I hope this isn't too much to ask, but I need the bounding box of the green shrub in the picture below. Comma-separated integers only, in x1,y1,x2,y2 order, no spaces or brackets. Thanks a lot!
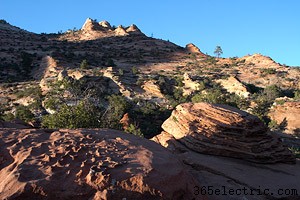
251,100,271,124
80,59,88,69
15,105,34,123
42,101,101,129
118,68,124,76
192,88,226,104
268,120,280,130
125,123,143,137
259,68,276,76
44,97,62,110
132,66,139,75
294,90,300,100
15,86,42,98
2,113,15,121
101,95,131,129
289,147,300,158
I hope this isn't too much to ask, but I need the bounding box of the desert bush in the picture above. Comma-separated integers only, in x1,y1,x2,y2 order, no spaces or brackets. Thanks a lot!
42,101,101,128
101,95,131,129
15,86,42,99
1,113,14,121
15,105,34,123
125,123,143,137
118,68,124,76
80,59,88,69
131,66,139,75
289,147,300,158
268,120,280,131
294,90,300,100
192,88,226,104
261,85,283,102
259,68,276,76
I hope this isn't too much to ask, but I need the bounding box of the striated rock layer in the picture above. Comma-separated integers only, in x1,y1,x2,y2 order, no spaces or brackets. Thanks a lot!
158,102,295,164
0,129,201,200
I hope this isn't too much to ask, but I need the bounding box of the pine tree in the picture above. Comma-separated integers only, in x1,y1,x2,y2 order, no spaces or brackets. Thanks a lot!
214,46,223,58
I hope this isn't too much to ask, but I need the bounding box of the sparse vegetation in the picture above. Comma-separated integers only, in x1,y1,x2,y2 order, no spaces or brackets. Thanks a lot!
42,101,101,129
125,123,143,137
15,105,35,123
80,59,88,69
131,66,139,75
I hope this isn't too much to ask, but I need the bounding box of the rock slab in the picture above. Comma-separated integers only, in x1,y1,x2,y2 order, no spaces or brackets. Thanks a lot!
0,128,201,200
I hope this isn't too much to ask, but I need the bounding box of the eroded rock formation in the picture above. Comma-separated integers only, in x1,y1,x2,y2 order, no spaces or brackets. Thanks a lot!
154,102,295,164
216,76,251,98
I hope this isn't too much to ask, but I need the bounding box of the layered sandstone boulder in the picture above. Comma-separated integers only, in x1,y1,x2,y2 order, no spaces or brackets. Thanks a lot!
269,101,300,134
0,129,200,200
155,102,295,164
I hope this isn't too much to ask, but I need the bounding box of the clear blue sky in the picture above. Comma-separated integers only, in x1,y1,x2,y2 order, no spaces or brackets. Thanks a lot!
1,0,299,66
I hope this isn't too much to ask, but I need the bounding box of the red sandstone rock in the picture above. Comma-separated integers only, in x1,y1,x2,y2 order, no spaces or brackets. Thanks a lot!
0,128,201,200
269,101,300,134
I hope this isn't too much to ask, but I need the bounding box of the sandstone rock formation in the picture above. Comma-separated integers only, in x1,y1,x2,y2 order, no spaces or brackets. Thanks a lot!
0,128,200,199
126,24,142,34
152,102,299,199
142,80,164,98
185,43,206,57
81,18,101,31
155,102,295,164
216,76,251,98
182,73,203,96
269,101,300,134
120,113,131,130
114,25,129,36
38,56,63,94
242,53,280,68
99,20,112,28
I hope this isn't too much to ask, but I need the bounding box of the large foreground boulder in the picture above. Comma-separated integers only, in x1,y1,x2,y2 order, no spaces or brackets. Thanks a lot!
0,129,201,200
156,102,295,164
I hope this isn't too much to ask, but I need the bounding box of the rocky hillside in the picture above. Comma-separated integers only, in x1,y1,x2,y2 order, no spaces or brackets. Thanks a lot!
0,18,299,136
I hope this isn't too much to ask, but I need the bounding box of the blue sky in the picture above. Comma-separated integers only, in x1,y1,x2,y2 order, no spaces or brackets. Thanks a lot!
1,0,299,66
